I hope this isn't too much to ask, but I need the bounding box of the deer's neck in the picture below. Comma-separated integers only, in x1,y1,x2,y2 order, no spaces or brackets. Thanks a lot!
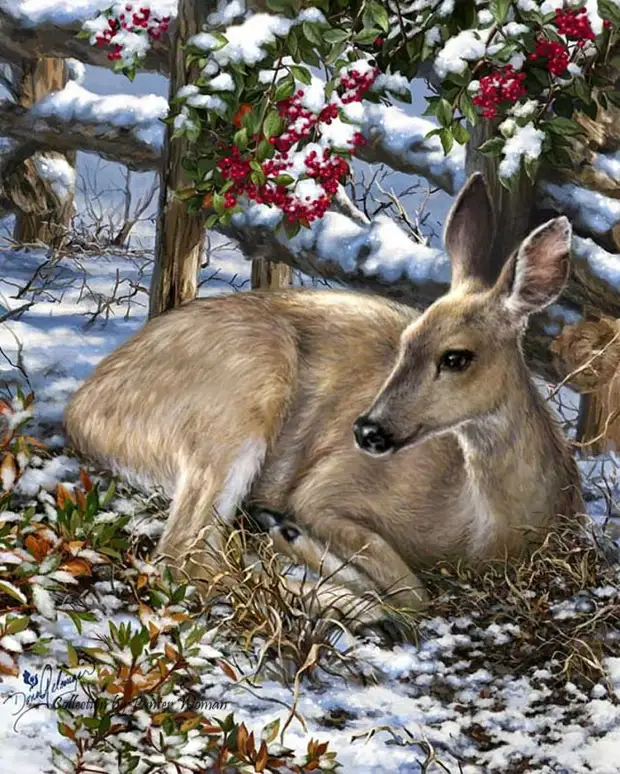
454,368,573,556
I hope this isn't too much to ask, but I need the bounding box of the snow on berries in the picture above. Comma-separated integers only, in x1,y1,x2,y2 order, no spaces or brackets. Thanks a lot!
206,68,376,226
83,3,172,65
472,65,527,120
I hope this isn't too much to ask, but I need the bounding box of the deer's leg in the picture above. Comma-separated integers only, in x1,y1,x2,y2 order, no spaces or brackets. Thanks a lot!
254,509,427,639
157,439,268,580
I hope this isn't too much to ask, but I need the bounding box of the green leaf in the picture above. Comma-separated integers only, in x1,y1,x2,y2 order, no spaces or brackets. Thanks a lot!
302,20,322,46
452,122,470,145
459,91,478,125
439,128,454,155
323,29,349,44
545,117,583,136
354,27,381,45
67,642,78,668
598,0,620,26
365,1,389,32
233,127,249,150
274,75,295,102
205,213,219,228
274,174,295,185
477,137,505,156
266,0,295,11
524,155,540,183
491,0,511,22
263,110,283,139
5,616,30,635
436,98,453,128
290,64,312,85
257,139,273,163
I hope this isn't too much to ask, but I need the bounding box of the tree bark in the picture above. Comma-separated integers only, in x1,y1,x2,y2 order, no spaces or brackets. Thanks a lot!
465,121,536,273
12,58,75,247
148,0,214,318
251,258,293,290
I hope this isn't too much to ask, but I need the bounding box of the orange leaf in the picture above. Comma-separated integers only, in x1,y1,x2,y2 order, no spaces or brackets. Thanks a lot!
59,558,92,577
202,193,214,210
25,533,54,562
0,453,17,492
147,621,160,640
79,469,94,492
65,540,85,554
22,436,47,449
136,574,148,590
0,655,19,676
164,643,178,661
314,742,328,758
56,484,76,509
255,740,268,773
218,660,238,682
236,723,249,756
233,103,252,128
75,489,87,513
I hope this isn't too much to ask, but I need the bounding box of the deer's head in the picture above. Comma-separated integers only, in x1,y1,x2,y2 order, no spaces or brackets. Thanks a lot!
354,173,572,456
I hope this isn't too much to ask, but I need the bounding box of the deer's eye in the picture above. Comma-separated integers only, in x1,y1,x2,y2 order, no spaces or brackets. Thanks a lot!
439,349,474,373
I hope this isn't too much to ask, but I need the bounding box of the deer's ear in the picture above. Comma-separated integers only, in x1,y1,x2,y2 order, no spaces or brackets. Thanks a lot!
444,173,496,290
497,217,572,319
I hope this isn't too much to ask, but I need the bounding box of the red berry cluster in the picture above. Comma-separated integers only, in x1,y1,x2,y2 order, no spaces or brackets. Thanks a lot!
472,65,527,119
528,37,570,76
209,70,375,223
554,7,595,45
339,67,379,104
94,4,170,61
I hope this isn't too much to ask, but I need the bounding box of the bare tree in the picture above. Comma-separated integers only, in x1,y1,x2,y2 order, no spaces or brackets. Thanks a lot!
10,57,76,248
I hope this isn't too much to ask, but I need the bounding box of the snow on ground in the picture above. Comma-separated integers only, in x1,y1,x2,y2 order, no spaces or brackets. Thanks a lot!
0,240,619,773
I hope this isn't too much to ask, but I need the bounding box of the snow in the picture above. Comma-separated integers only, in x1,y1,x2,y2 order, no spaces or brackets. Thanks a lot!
33,155,76,202
499,123,545,179
573,236,620,288
594,150,620,180
207,0,244,27
205,72,235,92
189,9,326,67
0,0,176,26
362,105,465,193
541,182,620,235
434,29,488,79
32,81,167,150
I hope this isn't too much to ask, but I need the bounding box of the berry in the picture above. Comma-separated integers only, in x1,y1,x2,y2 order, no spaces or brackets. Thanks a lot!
472,65,527,119
554,7,595,42
529,37,570,76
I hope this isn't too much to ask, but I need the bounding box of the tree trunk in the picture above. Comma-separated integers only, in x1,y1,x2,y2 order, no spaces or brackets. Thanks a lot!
251,258,293,290
12,58,75,248
465,121,536,274
149,0,215,318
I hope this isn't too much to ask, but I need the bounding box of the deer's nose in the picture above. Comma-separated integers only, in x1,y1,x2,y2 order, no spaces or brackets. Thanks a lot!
353,417,394,456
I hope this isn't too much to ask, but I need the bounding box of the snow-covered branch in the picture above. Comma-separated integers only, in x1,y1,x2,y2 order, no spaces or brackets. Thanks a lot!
0,84,165,170
0,5,170,73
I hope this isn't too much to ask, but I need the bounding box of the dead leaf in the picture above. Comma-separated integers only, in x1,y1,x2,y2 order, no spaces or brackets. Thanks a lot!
218,660,238,682
56,484,76,509
0,453,17,492
79,469,94,492
59,558,92,577
255,739,268,772
25,533,54,562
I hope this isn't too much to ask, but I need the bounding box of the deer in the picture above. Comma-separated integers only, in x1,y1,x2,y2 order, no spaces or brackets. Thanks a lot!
64,173,583,636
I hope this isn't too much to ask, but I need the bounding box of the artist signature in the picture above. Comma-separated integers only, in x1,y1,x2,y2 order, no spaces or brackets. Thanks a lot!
2,663,95,731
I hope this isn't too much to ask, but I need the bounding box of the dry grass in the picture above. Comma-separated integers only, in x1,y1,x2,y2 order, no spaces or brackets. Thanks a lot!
420,517,620,691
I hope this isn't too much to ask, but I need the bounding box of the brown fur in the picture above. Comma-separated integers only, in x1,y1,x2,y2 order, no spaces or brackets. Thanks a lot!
65,175,583,622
